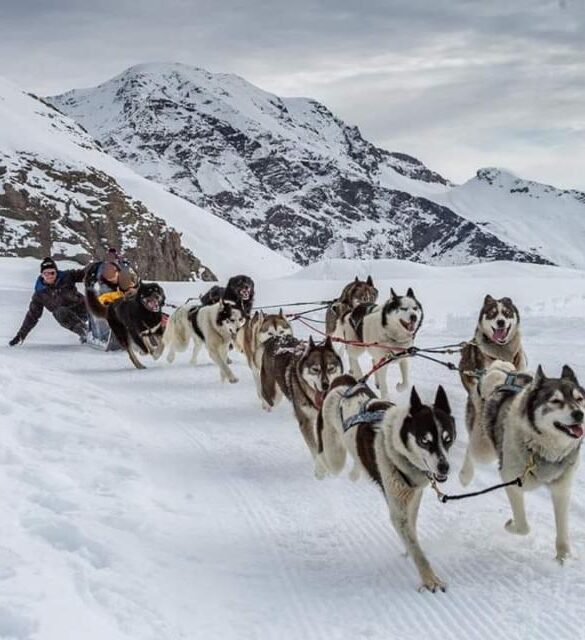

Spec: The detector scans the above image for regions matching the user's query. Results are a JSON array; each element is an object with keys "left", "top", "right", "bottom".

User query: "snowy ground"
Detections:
[{"left": 1, "top": 257, "right": 585, "bottom": 640}]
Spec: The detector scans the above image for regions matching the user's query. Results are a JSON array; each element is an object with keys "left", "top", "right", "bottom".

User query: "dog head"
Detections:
[
  {"left": 341, "top": 275, "right": 379, "bottom": 309},
  {"left": 138, "top": 282, "right": 165, "bottom": 314},
  {"left": 298, "top": 336, "right": 344, "bottom": 399},
  {"left": 225, "top": 275, "right": 255, "bottom": 304},
  {"left": 525, "top": 365, "right": 585, "bottom": 442},
  {"left": 478, "top": 295, "right": 520, "bottom": 345},
  {"left": 218, "top": 301, "right": 248, "bottom": 338},
  {"left": 400, "top": 386, "right": 456, "bottom": 483},
  {"left": 257, "top": 309, "right": 293, "bottom": 344},
  {"left": 381, "top": 288, "right": 423, "bottom": 338}
]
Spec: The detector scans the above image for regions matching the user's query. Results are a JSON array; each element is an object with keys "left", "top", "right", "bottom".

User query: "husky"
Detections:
[
  {"left": 459, "top": 295, "right": 527, "bottom": 460},
  {"left": 461, "top": 361, "right": 584, "bottom": 563},
  {"left": 316, "top": 378, "right": 456, "bottom": 592},
  {"left": 163, "top": 301, "right": 247, "bottom": 382},
  {"left": 235, "top": 309, "right": 293, "bottom": 396},
  {"left": 338, "top": 288, "right": 423, "bottom": 399},
  {"left": 326, "top": 275, "right": 379, "bottom": 335},
  {"left": 260, "top": 335, "right": 343, "bottom": 458},
  {"left": 459, "top": 295, "right": 527, "bottom": 393}
]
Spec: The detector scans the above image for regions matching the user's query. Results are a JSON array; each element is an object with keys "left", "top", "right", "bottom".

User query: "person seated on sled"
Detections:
[
  {"left": 8, "top": 257, "right": 89, "bottom": 346},
  {"left": 84, "top": 249, "right": 139, "bottom": 342}
]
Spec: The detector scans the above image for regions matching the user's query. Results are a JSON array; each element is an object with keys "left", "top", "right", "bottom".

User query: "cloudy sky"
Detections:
[{"left": 2, "top": 0, "right": 584, "bottom": 189}]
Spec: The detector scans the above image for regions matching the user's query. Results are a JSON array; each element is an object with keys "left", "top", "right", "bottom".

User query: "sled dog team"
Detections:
[{"left": 160, "top": 276, "right": 585, "bottom": 592}]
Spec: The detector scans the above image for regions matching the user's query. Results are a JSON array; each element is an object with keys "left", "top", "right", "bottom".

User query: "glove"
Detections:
[{"left": 8, "top": 335, "right": 23, "bottom": 346}]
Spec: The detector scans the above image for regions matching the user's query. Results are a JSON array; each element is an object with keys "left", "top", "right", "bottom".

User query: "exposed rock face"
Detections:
[
  {"left": 0, "top": 153, "right": 215, "bottom": 280},
  {"left": 49, "top": 63, "right": 550, "bottom": 267}
]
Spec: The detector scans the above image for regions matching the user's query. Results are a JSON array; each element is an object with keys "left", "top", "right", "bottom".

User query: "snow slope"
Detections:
[
  {"left": 433, "top": 168, "right": 585, "bottom": 270},
  {"left": 0, "top": 76, "right": 295, "bottom": 280},
  {"left": 1, "top": 257, "right": 585, "bottom": 639}
]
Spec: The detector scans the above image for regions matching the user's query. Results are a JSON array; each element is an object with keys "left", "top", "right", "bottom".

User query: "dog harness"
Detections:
[
  {"left": 342, "top": 405, "right": 387, "bottom": 433},
  {"left": 497, "top": 372, "right": 526, "bottom": 394},
  {"left": 188, "top": 307, "right": 205, "bottom": 342},
  {"left": 349, "top": 303, "right": 377, "bottom": 342}
]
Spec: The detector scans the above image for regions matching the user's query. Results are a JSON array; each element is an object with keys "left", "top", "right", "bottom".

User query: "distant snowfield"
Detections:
[{"left": 1, "top": 257, "right": 585, "bottom": 640}]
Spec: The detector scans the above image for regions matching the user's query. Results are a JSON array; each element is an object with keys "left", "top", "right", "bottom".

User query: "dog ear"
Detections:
[
  {"left": 279, "top": 308, "right": 285, "bottom": 318},
  {"left": 409, "top": 386, "right": 423, "bottom": 415},
  {"left": 354, "top": 276, "right": 359, "bottom": 283},
  {"left": 366, "top": 275, "right": 373, "bottom": 286},
  {"left": 561, "top": 365, "right": 579, "bottom": 385},
  {"left": 390, "top": 288, "right": 398, "bottom": 300},
  {"left": 406, "top": 287, "right": 415, "bottom": 299},
  {"left": 483, "top": 294, "right": 495, "bottom": 306},
  {"left": 324, "top": 335, "right": 333, "bottom": 349},
  {"left": 434, "top": 385, "right": 451, "bottom": 415},
  {"left": 308, "top": 335, "right": 315, "bottom": 348},
  {"left": 533, "top": 365, "right": 546, "bottom": 388}
]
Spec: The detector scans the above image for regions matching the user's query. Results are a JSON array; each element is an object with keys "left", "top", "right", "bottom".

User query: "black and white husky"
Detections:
[
  {"left": 163, "top": 301, "right": 247, "bottom": 382},
  {"left": 461, "top": 360, "right": 584, "bottom": 563},
  {"left": 337, "top": 288, "right": 423, "bottom": 398},
  {"left": 315, "top": 376, "right": 456, "bottom": 592}
]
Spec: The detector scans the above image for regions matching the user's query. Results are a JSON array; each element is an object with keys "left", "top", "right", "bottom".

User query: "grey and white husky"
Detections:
[
  {"left": 460, "top": 360, "right": 584, "bottom": 563},
  {"left": 337, "top": 288, "right": 423, "bottom": 399},
  {"left": 459, "top": 295, "right": 527, "bottom": 393},
  {"left": 260, "top": 335, "right": 343, "bottom": 458},
  {"left": 316, "top": 377, "right": 456, "bottom": 592},
  {"left": 163, "top": 301, "right": 247, "bottom": 382}
]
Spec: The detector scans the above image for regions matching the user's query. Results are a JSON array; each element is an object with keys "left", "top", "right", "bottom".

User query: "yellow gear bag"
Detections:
[{"left": 97, "top": 290, "right": 125, "bottom": 306}]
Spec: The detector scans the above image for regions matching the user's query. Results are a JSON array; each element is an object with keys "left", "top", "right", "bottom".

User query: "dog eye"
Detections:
[
  {"left": 327, "top": 364, "right": 338, "bottom": 372},
  {"left": 550, "top": 398, "right": 564, "bottom": 406},
  {"left": 310, "top": 366, "right": 320, "bottom": 374}
]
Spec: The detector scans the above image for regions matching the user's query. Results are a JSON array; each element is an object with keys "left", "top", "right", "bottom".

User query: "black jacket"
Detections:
[{"left": 17, "top": 269, "right": 86, "bottom": 339}]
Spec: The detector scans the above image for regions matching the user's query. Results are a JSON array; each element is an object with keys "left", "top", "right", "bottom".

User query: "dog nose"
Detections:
[
  {"left": 322, "top": 381, "right": 330, "bottom": 392},
  {"left": 497, "top": 319, "right": 505, "bottom": 327},
  {"left": 410, "top": 314, "right": 417, "bottom": 322},
  {"left": 572, "top": 409, "right": 584, "bottom": 423},
  {"left": 437, "top": 460, "right": 449, "bottom": 476}
]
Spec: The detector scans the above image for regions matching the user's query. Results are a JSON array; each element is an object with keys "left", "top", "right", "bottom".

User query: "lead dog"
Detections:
[
  {"left": 461, "top": 361, "right": 584, "bottom": 563},
  {"left": 260, "top": 335, "right": 343, "bottom": 458},
  {"left": 316, "top": 376, "right": 456, "bottom": 592},
  {"left": 235, "top": 309, "right": 293, "bottom": 397},
  {"left": 163, "top": 300, "right": 247, "bottom": 382},
  {"left": 338, "top": 288, "right": 423, "bottom": 398}
]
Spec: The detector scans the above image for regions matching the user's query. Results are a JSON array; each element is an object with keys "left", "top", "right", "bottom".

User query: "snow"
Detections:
[
  {"left": 2, "top": 256, "right": 585, "bottom": 639},
  {"left": 0, "top": 76, "right": 296, "bottom": 281}
]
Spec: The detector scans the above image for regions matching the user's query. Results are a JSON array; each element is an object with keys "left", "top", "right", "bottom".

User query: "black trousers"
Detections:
[{"left": 53, "top": 303, "right": 88, "bottom": 337}]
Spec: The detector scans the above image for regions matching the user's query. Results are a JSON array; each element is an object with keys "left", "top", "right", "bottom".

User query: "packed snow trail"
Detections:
[{"left": 1, "top": 258, "right": 585, "bottom": 639}]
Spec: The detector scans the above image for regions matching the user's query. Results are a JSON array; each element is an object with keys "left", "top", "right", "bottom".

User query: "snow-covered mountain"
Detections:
[
  {"left": 49, "top": 63, "right": 552, "bottom": 267},
  {"left": 0, "top": 76, "right": 296, "bottom": 281}
]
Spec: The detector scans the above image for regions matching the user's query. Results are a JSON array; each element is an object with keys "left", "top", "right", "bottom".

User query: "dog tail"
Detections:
[
  {"left": 85, "top": 288, "right": 108, "bottom": 319},
  {"left": 163, "top": 303, "right": 194, "bottom": 351}
]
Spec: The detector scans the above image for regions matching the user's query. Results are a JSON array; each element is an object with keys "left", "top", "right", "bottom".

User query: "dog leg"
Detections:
[
  {"left": 504, "top": 485, "right": 530, "bottom": 535},
  {"left": 396, "top": 358, "right": 409, "bottom": 394},
  {"left": 209, "top": 345, "right": 238, "bottom": 383},
  {"left": 295, "top": 412, "right": 318, "bottom": 459},
  {"left": 389, "top": 497, "right": 446, "bottom": 593},
  {"left": 374, "top": 365, "right": 389, "bottom": 399},
  {"left": 190, "top": 339, "right": 203, "bottom": 365},
  {"left": 550, "top": 476, "right": 573, "bottom": 564},
  {"left": 127, "top": 345, "right": 146, "bottom": 370},
  {"left": 459, "top": 444, "right": 475, "bottom": 487},
  {"left": 346, "top": 346, "right": 364, "bottom": 378},
  {"left": 166, "top": 346, "right": 176, "bottom": 364}
]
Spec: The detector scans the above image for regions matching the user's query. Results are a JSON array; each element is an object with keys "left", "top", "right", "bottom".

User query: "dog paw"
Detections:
[
  {"left": 396, "top": 381, "right": 408, "bottom": 393},
  {"left": 349, "top": 466, "right": 361, "bottom": 482},
  {"left": 418, "top": 574, "right": 447, "bottom": 594},
  {"left": 556, "top": 543, "right": 571, "bottom": 565},
  {"left": 228, "top": 376, "right": 239, "bottom": 384},
  {"left": 459, "top": 467, "right": 474, "bottom": 487},
  {"left": 261, "top": 401, "right": 272, "bottom": 412},
  {"left": 505, "top": 519, "right": 530, "bottom": 535}
]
